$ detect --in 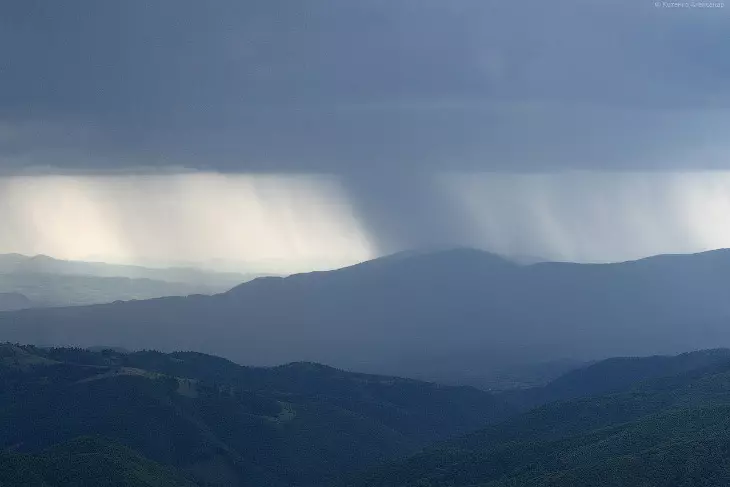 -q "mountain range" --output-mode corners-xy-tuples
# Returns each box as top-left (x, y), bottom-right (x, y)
(1, 248), (729, 386)
(346, 348), (730, 487)
(0, 254), (259, 286)
(0, 253), (268, 309)
(0, 343), (512, 486)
